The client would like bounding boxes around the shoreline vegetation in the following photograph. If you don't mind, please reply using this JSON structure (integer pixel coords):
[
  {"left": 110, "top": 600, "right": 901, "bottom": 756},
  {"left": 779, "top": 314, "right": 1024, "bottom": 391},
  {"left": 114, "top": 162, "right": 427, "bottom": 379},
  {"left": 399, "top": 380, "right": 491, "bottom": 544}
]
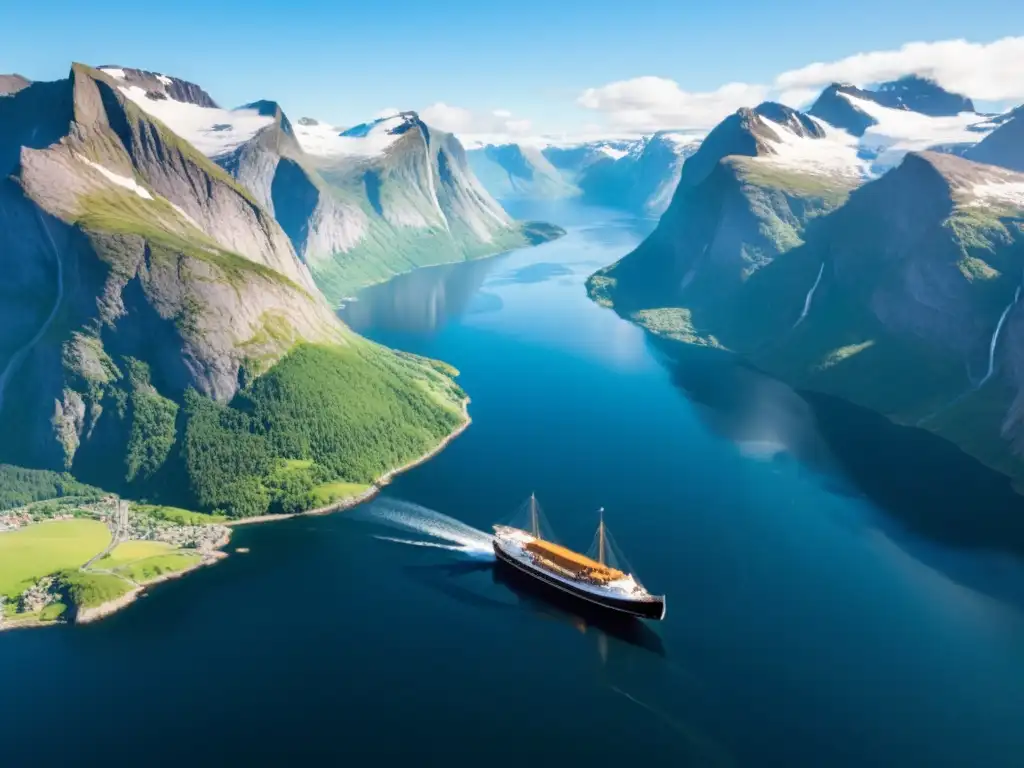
[
  {"left": 225, "top": 397, "right": 472, "bottom": 527},
  {"left": 0, "top": 398, "right": 471, "bottom": 633}
]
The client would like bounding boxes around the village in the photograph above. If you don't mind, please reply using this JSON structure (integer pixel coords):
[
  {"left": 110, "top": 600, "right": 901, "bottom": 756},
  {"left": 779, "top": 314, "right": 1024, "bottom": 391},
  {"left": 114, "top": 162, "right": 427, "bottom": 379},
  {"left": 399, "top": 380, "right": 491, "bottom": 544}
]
[{"left": 0, "top": 495, "right": 231, "bottom": 629}]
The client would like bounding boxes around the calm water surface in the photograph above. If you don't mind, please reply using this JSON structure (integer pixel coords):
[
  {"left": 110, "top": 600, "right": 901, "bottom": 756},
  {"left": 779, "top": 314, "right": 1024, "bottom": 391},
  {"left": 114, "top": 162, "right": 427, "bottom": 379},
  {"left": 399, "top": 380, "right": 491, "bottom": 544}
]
[{"left": 4, "top": 202, "right": 1024, "bottom": 766}]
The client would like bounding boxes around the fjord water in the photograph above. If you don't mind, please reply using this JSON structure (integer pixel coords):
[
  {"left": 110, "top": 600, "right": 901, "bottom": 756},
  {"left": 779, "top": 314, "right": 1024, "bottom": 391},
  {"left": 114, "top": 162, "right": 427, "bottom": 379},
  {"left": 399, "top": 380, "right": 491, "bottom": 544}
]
[{"left": 4, "top": 203, "right": 1024, "bottom": 766}]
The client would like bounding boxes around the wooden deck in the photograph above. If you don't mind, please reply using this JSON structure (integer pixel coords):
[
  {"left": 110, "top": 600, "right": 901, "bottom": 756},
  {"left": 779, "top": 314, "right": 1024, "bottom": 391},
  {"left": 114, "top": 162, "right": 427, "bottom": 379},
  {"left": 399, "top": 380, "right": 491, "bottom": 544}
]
[{"left": 525, "top": 539, "right": 625, "bottom": 582}]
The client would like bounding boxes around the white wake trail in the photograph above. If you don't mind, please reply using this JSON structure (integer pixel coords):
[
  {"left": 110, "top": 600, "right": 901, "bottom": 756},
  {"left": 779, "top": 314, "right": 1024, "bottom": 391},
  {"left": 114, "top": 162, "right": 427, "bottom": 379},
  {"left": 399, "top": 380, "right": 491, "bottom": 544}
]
[{"left": 363, "top": 498, "right": 494, "bottom": 557}]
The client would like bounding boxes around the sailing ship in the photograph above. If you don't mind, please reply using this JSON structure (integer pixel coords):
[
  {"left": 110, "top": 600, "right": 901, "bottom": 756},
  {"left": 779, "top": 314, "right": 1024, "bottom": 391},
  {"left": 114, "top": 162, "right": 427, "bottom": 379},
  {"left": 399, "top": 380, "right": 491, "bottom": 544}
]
[{"left": 492, "top": 494, "right": 666, "bottom": 621}]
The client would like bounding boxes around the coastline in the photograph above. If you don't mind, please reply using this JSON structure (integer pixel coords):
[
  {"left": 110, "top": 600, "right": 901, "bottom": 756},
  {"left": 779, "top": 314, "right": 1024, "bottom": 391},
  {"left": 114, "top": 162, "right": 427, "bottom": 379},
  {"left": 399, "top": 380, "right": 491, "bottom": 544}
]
[
  {"left": 1, "top": 400, "right": 470, "bottom": 632},
  {"left": 225, "top": 397, "right": 472, "bottom": 527}
]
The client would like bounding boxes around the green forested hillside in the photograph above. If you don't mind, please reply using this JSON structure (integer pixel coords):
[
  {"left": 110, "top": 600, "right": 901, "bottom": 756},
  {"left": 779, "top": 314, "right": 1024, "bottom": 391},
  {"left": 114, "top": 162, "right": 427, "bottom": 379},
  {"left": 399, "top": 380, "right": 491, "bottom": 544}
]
[
  {"left": 0, "top": 466, "right": 105, "bottom": 510},
  {"left": 181, "top": 343, "right": 466, "bottom": 517}
]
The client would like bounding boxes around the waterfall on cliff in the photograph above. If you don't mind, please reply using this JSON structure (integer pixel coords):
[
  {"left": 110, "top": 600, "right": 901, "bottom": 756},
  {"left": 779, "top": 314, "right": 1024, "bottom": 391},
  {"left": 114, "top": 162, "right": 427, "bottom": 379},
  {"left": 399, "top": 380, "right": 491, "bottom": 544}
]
[
  {"left": 979, "top": 285, "right": 1022, "bottom": 388},
  {"left": 793, "top": 262, "right": 825, "bottom": 329}
]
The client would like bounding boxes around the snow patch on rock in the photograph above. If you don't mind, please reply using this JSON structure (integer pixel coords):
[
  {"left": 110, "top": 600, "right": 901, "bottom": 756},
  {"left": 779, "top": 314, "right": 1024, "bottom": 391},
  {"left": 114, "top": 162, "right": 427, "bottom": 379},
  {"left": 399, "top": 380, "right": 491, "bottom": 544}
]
[
  {"left": 295, "top": 114, "right": 411, "bottom": 158},
  {"left": 78, "top": 156, "right": 154, "bottom": 200},
  {"left": 838, "top": 92, "right": 989, "bottom": 172},
  {"left": 758, "top": 116, "right": 867, "bottom": 179},
  {"left": 100, "top": 67, "right": 126, "bottom": 80},
  {"left": 969, "top": 181, "right": 1024, "bottom": 209},
  {"left": 118, "top": 86, "right": 275, "bottom": 157}
]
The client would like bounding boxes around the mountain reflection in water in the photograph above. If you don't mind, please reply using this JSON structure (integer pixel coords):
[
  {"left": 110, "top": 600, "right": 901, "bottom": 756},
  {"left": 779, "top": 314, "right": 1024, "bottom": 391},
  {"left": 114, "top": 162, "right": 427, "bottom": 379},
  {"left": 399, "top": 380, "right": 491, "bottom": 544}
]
[
  {"left": 340, "top": 255, "right": 506, "bottom": 334},
  {"left": 651, "top": 336, "right": 1024, "bottom": 611}
]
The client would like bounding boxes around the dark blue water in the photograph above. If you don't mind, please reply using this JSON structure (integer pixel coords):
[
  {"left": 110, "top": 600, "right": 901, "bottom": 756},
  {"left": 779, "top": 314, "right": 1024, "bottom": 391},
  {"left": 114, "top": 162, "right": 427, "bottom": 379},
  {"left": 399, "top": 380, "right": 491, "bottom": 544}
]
[{"left": 4, "top": 201, "right": 1024, "bottom": 766}]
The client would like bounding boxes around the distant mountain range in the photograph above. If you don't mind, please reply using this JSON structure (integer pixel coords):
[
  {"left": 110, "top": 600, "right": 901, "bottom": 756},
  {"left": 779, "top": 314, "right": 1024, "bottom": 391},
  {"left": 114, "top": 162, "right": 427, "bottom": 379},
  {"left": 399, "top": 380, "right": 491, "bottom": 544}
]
[
  {"left": 468, "top": 133, "right": 703, "bottom": 216},
  {"left": 0, "top": 63, "right": 561, "bottom": 518},
  {"left": 472, "top": 75, "right": 1005, "bottom": 217},
  {"left": 587, "top": 75, "right": 1024, "bottom": 487}
]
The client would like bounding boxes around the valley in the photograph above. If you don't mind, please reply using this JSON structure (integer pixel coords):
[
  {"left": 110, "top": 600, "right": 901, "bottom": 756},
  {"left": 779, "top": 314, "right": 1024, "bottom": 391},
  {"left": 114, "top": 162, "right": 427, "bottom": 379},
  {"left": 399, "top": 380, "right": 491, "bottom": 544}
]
[{"left": 4, "top": 30, "right": 1024, "bottom": 766}]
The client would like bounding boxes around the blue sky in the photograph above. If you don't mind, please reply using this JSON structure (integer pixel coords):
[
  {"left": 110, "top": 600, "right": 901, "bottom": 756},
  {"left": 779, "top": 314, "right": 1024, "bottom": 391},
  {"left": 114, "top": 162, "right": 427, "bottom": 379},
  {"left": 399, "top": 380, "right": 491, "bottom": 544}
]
[{"left": 3, "top": 0, "right": 1023, "bottom": 136}]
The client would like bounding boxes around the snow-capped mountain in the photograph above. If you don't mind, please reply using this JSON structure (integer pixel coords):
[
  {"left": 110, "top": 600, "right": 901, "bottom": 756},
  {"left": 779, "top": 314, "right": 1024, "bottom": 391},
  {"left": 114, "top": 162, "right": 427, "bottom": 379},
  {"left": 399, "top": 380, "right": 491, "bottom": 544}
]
[
  {"left": 588, "top": 101, "right": 864, "bottom": 320},
  {"left": 589, "top": 90, "right": 1024, "bottom": 491},
  {"left": 807, "top": 76, "right": 996, "bottom": 174},
  {"left": 94, "top": 73, "right": 562, "bottom": 303},
  {"left": 0, "top": 64, "right": 342, "bottom": 471},
  {"left": 965, "top": 105, "right": 1024, "bottom": 172},
  {"left": 0, "top": 63, "right": 476, "bottom": 518},
  {"left": 467, "top": 133, "right": 702, "bottom": 216},
  {"left": 98, "top": 65, "right": 218, "bottom": 108}
]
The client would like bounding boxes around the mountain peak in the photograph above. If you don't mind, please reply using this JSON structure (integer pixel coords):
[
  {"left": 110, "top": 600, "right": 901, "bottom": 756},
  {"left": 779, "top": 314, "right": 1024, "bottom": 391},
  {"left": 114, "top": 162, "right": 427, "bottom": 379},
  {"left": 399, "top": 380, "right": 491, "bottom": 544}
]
[
  {"left": 874, "top": 74, "right": 975, "bottom": 115},
  {"left": 810, "top": 75, "right": 975, "bottom": 137},
  {"left": 93, "top": 64, "right": 218, "bottom": 108},
  {"left": 0, "top": 73, "right": 30, "bottom": 96},
  {"left": 754, "top": 102, "right": 826, "bottom": 139}
]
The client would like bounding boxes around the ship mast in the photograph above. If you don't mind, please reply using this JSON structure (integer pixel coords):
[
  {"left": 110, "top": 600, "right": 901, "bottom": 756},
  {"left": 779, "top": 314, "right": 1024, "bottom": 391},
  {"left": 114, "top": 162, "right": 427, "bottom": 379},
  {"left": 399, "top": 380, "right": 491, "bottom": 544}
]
[
  {"left": 597, "top": 507, "right": 606, "bottom": 566},
  {"left": 530, "top": 492, "right": 540, "bottom": 539}
]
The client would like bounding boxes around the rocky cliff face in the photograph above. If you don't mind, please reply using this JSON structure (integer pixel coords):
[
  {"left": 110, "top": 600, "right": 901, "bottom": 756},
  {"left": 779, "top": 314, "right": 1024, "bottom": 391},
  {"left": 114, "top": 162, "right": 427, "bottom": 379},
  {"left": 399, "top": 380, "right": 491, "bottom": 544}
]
[
  {"left": 0, "top": 65, "right": 465, "bottom": 512},
  {"left": 97, "top": 66, "right": 218, "bottom": 108},
  {"left": 120, "top": 84, "right": 563, "bottom": 303},
  {"left": 292, "top": 111, "right": 562, "bottom": 302},
  {"left": 590, "top": 141, "right": 1024, "bottom": 486},
  {"left": 0, "top": 65, "right": 342, "bottom": 468},
  {"left": 589, "top": 102, "right": 862, "bottom": 319},
  {"left": 966, "top": 106, "right": 1024, "bottom": 172}
]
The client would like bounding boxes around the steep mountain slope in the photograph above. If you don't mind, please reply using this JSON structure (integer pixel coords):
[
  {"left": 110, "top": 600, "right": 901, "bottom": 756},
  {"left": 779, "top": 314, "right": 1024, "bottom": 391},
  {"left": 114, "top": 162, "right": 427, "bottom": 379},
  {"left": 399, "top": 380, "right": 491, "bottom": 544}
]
[
  {"left": 0, "top": 65, "right": 467, "bottom": 517},
  {"left": 98, "top": 65, "right": 218, "bottom": 107},
  {"left": 575, "top": 132, "right": 703, "bottom": 215},
  {"left": 466, "top": 142, "right": 580, "bottom": 199},
  {"left": 589, "top": 101, "right": 864, "bottom": 325},
  {"left": 296, "top": 112, "right": 563, "bottom": 301},
  {"left": 965, "top": 106, "right": 1024, "bottom": 172},
  {"left": 108, "top": 77, "right": 563, "bottom": 304},
  {"left": 591, "top": 145, "right": 1024, "bottom": 485},
  {"left": 0, "top": 74, "right": 31, "bottom": 96}
]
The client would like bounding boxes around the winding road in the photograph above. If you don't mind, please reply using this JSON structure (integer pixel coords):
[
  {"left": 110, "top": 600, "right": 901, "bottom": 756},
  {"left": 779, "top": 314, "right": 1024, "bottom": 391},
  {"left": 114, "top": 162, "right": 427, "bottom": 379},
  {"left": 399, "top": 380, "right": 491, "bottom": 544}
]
[{"left": 83, "top": 500, "right": 129, "bottom": 570}]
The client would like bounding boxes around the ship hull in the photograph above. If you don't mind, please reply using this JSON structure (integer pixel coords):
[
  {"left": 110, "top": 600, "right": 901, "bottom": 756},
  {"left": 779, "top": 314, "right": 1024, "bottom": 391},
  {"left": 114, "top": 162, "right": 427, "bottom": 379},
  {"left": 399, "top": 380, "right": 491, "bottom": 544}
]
[{"left": 493, "top": 541, "right": 666, "bottom": 621}]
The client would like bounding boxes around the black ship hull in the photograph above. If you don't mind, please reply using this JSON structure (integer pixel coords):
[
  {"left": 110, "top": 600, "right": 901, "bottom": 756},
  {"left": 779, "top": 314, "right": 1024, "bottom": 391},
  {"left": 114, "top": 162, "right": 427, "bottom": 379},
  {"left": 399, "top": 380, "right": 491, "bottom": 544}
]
[{"left": 493, "top": 542, "right": 665, "bottom": 621}]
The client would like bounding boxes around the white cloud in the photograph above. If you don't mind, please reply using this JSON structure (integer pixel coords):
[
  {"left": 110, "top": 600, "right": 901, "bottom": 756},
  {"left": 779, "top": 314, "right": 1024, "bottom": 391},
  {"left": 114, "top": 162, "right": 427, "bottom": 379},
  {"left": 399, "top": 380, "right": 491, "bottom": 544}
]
[
  {"left": 577, "top": 36, "right": 1024, "bottom": 135},
  {"left": 577, "top": 76, "right": 767, "bottom": 131},
  {"left": 419, "top": 102, "right": 533, "bottom": 139},
  {"left": 775, "top": 36, "right": 1024, "bottom": 102}
]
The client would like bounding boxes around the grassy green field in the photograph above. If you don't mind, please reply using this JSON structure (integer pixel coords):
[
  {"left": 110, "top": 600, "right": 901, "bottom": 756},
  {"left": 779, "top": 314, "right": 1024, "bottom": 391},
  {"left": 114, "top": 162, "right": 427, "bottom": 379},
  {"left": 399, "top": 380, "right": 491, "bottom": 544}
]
[
  {"left": 310, "top": 482, "right": 372, "bottom": 506},
  {"left": 39, "top": 602, "right": 68, "bottom": 621},
  {"left": 93, "top": 540, "right": 176, "bottom": 569},
  {"left": 113, "top": 553, "right": 202, "bottom": 584},
  {"left": 132, "top": 504, "right": 228, "bottom": 525},
  {"left": 57, "top": 570, "right": 135, "bottom": 609},
  {"left": 0, "top": 520, "right": 111, "bottom": 598}
]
